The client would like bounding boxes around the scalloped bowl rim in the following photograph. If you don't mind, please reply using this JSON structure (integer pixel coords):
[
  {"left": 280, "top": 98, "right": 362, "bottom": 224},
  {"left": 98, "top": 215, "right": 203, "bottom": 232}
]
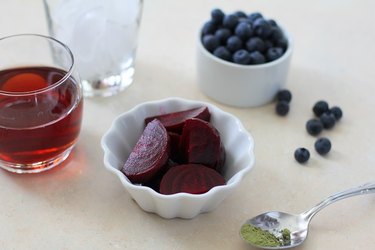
[{"left": 101, "top": 97, "right": 255, "bottom": 201}]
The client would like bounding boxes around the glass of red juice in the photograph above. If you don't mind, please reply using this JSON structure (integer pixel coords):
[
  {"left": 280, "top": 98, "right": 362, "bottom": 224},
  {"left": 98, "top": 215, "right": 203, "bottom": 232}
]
[{"left": 0, "top": 34, "right": 83, "bottom": 173}]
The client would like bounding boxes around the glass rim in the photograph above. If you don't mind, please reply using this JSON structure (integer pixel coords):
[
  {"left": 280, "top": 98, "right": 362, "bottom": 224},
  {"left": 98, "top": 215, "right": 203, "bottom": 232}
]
[{"left": 0, "top": 33, "right": 75, "bottom": 96}]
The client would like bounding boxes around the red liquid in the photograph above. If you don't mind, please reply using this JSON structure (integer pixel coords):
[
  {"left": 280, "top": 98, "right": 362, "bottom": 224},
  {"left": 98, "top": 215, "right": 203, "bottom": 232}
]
[{"left": 0, "top": 67, "right": 83, "bottom": 164}]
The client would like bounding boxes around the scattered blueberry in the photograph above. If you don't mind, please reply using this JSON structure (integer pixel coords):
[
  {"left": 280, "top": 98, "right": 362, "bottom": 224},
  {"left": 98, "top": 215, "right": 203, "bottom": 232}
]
[
  {"left": 266, "top": 47, "right": 284, "bottom": 61},
  {"left": 249, "top": 51, "right": 266, "bottom": 64},
  {"left": 313, "top": 100, "right": 329, "bottom": 117},
  {"left": 235, "top": 22, "right": 253, "bottom": 40},
  {"left": 306, "top": 119, "right": 323, "bottom": 136},
  {"left": 294, "top": 148, "right": 310, "bottom": 163},
  {"left": 330, "top": 106, "right": 343, "bottom": 121},
  {"left": 277, "top": 89, "right": 292, "bottom": 103},
  {"left": 275, "top": 100, "right": 289, "bottom": 116},
  {"left": 202, "top": 34, "right": 220, "bottom": 52},
  {"left": 246, "top": 37, "right": 265, "bottom": 52},
  {"left": 223, "top": 14, "right": 239, "bottom": 30},
  {"left": 314, "top": 137, "right": 331, "bottom": 155},
  {"left": 214, "top": 28, "right": 232, "bottom": 43},
  {"left": 213, "top": 46, "right": 232, "bottom": 61},
  {"left": 320, "top": 112, "right": 336, "bottom": 129},
  {"left": 226, "top": 35, "right": 243, "bottom": 52},
  {"left": 233, "top": 49, "right": 251, "bottom": 65},
  {"left": 211, "top": 8, "right": 225, "bottom": 24}
]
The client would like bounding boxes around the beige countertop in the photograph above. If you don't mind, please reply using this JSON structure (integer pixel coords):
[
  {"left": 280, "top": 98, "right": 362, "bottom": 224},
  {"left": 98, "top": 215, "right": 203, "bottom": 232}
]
[{"left": 1, "top": 0, "right": 375, "bottom": 249}]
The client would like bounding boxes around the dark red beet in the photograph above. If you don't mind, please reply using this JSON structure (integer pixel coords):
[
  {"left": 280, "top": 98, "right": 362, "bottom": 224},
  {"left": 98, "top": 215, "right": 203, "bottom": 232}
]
[
  {"left": 179, "top": 118, "right": 225, "bottom": 172},
  {"left": 159, "top": 164, "right": 226, "bottom": 195},
  {"left": 168, "top": 132, "right": 182, "bottom": 163},
  {"left": 121, "top": 119, "right": 170, "bottom": 183},
  {"left": 144, "top": 159, "right": 178, "bottom": 191},
  {"left": 144, "top": 106, "right": 211, "bottom": 133}
]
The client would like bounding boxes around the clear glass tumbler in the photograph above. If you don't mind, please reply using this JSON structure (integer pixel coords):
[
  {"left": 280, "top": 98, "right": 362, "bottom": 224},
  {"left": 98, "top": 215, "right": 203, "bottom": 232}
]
[
  {"left": 0, "top": 34, "right": 83, "bottom": 174},
  {"left": 43, "top": 0, "right": 143, "bottom": 97}
]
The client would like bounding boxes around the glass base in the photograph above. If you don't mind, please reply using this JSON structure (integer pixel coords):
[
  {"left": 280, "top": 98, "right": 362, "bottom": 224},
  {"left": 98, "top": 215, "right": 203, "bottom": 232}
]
[
  {"left": 82, "top": 66, "right": 135, "bottom": 98},
  {"left": 0, "top": 146, "right": 73, "bottom": 174}
]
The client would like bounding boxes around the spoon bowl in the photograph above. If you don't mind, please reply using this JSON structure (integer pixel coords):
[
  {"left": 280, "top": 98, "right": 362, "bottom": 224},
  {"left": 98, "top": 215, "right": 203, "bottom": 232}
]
[{"left": 240, "top": 182, "right": 375, "bottom": 249}]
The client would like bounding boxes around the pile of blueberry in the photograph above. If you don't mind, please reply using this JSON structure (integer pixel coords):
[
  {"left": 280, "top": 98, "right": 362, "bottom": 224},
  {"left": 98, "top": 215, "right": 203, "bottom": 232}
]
[
  {"left": 201, "top": 9, "right": 288, "bottom": 65},
  {"left": 294, "top": 100, "right": 343, "bottom": 164},
  {"left": 275, "top": 89, "right": 292, "bottom": 116}
]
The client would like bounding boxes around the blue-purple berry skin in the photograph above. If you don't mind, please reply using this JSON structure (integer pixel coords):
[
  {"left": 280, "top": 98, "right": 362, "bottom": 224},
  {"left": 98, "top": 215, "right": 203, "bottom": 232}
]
[
  {"left": 248, "top": 12, "right": 263, "bottom": 23},
  {"left": 235, "top": 22, "right": 253, "bottom": 40},
  {"left": 315, "top": 137, "right": 331, "bottom": 155},
  {"left": 213, "top": 46, "right": 232, "bottom": 61},
  {"left": 320, "top": 112, "right": 336, "bottom": 129},
  {"left": 211, "top": 8, "right": 225, "bottom": 24},
  {"left": 253, "top": 18, "right": 273, "bottom": 38},
  {"left": 233, "top": 49, "right": 251, "bottom": 65},
  {"left": 306, "top": 119, "right": 323, "bottom": 136},
  {"left": 249, "top": 51, "right": 266, "bottom": 64},
  {"left": 277, "top": 89, "right": 292, "bottom": 103},
  {"left": 313, "top": 100, "right": 329, "bottom": 117},
  {"left": 202, "top": 34, "right": 220, "bottom": 52},
  {"left": 226, "top": 35, "right": 243, "bottom": 52},
  {"left": 215, "top": 28, "right": 232, "bottom": 43},
  {"left": 202, "top": 21, "right": 217, "bottom": 35},
  {"left": 294, "top": 148, "right": 310, "bottom": 163},
  {"left": 246, "top": 37, "right": 265, "bottom": 52},
  {"left": 223, "top": 14, "right": 239, "bottom": 30},
  {"left": 330, "top": 106, "right": 343, "bottom": 121},
  {"left": 266, "top": 47, "right": 284, "bottom": 61},
  {"left": 276, "top": 101, "right": 289, "bottom": 116}
]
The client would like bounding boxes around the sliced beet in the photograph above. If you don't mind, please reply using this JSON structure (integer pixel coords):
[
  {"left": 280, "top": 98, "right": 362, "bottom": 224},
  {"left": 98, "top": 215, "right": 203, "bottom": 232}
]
[
  {"left": 144, "top": 159, "right": 177, "bottom": 191},
  {"left": 168, "top": 132, "right": 182, "bottom": 163},
  {"left": 179, "top": 118, "right": 225, "bottom": 172},
  {"left": 121, "top": 119, "right": 170, "bottom": 183},
  {"left": 144, "top": 106, "right": 211, "bottom": 133},
  {"left": 159, "top": 164, "right": 226, "bottom": 195}
]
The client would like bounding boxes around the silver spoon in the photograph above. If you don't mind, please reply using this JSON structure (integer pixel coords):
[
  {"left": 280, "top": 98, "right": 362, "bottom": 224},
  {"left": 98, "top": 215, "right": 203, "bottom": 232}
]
[{"left": 240, "top": 182, "right": 375, "bottom": 249}]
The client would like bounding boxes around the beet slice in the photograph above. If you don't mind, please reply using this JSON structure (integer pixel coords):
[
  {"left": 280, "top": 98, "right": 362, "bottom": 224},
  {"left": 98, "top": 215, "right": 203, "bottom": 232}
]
[
  {"left": 168, "top": 132, "right": 182, "bottom": 163},
  {"left": 159, "top": 164, "right": 226, "bottom": 195},
  {"left": 179, "top": 118, "right": 225, "bottom": 172},
  {"left": 144, "top": 106, "right": 211, "bottom": 133},
  {"left": 121, "top": 119, "right": 170, "bottom": 183}
]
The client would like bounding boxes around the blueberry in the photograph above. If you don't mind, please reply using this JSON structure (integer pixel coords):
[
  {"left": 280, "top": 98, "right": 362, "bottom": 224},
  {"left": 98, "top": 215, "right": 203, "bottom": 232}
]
[
  {"left": 306, "top": 119, "right": 323, "bottom": 136},
  {"left": 268, "top": 19, "right": 278, "bottom": 27},
  {"left": 202, "top": 21, "right": 217, "bottom": 35},
  {"left": 249, "top": 51, "right": 266, "bottom": 64},
  {"left": 233, "top": 49, "right": 251, "bottom": 65},
  {"left": 253, "top": 18, "right": 273, "bottom": 38},
  {"left": 234, "top": 11, "right": 247, "bottom": 18},
  {"left": 263, "top": 39, "right": 274, "bottom": 51},
  {"left": 270, "top": 26, "right": 284, "bottom": 42},
  {"left": 211, "top": 8, "right": 225, "bottom": 24},
  {"left": 235, "top": 22, "right": 253, "bottom": 40},
  {"left": 275, "top": 101, "right": 289, "bottom": 116},
  {"left": 213, "top": 46, "right": 232, "bottom": 61},
  {"left": 214, "top": 28, "right": 232, "bottom": 43},
  {"left": 238, "top": 17, "right": 252, "bottom": 25},
  {"left": 277, "top": 89, "right": 292, "bottom": 103},
  {"left": 294, "top": 148, "right": 310, "bottom": 163},
  {"left": 226, "top": 35, "right": 243, "bottom": 52},
  {"left": 248, "top": 12, "right": 263, "bottom": 23},
  {"left": 202, "top": 34, "right": 220, "bottom": 52},
  {"left": 223, "top": 14, "right": 239, "bottom": 30},
  {"left": 314, "top": 137, "right": 331, "bottom": 155},
  {"left": 320, "top": 112, "right": 336, "bottom": 129},
  {"left": 246, "top": 37, "right": 265, "bottom": 52},
  {"left": 313, "top": 100, "right": 329, "bottom": 117},
  {"left": 276, "top": 37, "right": 288, "bottom": 50},
  {"left": 330, "top": 106, "right": 343, "bottom": 121},
  {"left": 266, "top": 47, "right": 284, "bottom": 61}
]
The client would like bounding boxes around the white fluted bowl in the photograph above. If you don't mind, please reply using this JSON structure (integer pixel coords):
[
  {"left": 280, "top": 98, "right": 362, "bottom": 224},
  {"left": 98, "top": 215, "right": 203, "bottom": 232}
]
[{"left": 101, "top": 97, "right": 255, "bottom": 219}]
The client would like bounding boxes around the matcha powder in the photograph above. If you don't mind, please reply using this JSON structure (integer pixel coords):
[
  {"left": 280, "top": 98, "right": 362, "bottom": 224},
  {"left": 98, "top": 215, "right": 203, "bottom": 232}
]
[{"left": 240, "top": 224, "right": 291, "bottom": 247}]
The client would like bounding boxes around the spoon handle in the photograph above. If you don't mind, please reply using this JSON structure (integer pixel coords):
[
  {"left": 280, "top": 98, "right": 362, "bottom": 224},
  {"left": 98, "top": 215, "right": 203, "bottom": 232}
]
[{"left": 302, "top": 182, "right": 375, "bottom": 221}]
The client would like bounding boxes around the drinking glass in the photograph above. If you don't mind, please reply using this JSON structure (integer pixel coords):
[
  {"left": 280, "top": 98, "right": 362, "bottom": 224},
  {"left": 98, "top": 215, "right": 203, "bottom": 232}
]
[
  {"left": 0, "top": 34, "right": 83, "bottom": 174},
  {"left": 43, "top": 0, "right": 143, "bottom": 97}
]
